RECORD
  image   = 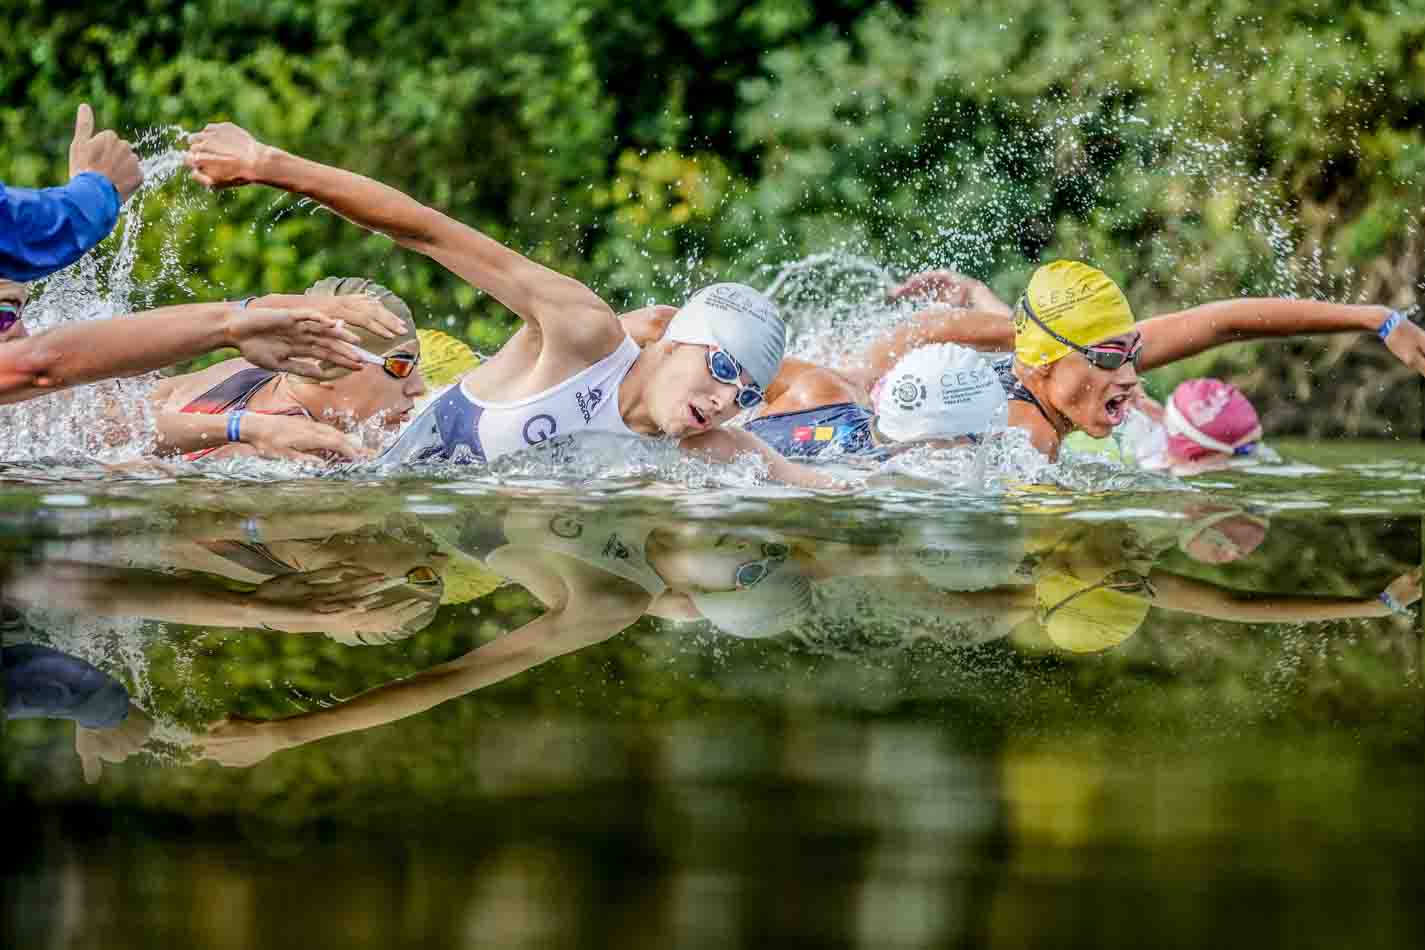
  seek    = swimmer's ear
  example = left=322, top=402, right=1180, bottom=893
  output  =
left=417, top=329, right=480, bottom=388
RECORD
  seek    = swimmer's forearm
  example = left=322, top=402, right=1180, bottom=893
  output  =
left=253, top=147, right=616, bottom=338
left=859, top=307, right=1014, bottom=376
left=1148, top=570, right=1394, bottom=621
left=150, top=411, right=229, bottom=456
left=0, top=303, right=237, bottom=404
left=266, top=607, right=633, bottom=750
left=1139, top=299, right=1389, bottom=370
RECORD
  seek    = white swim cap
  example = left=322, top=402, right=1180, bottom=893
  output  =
left=903, top=518, right=1027, bottom=592
left=873, top=344, right=1007, bottom=443
left=665, top=283, right=785, bottom=390
left=690, top=558, right=812, bottom=639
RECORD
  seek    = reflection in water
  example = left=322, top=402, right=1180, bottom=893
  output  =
left=3, top=484, right=1421, bottom=947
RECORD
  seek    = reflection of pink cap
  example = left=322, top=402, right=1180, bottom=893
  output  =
left=1165, top=379, right=1262, bottom=462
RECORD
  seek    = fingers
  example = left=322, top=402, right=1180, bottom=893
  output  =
left=74, top=103, right=95, bottom=144
left=336, top=297, right=407, bottom=338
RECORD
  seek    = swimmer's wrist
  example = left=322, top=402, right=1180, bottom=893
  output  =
left=1377, top=309, right=1405, bottom=342
left=249, top=143, right=288, bottom=186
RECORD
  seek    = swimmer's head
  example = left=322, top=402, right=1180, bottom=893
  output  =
left=1035, top=567, right=1152, bottom=653
left=872, top=343, right=1008, bottom=445
left=1013, top=261, right=1139, bottom=438
left=648, top=283, right=785, bottom=437
left=1164, top=378, right=1262, bottom=465
left=298, top=277, right=425, bottom=429
left=1178, top=505, right=1269, bottom=564
left=0, top=279, right=30, bottom=341
left=650, top=528, right=811, bottom=638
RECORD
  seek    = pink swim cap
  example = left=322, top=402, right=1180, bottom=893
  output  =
left=1164, top=378, right=1262, bottom=462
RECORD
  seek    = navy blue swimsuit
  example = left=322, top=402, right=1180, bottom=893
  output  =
left=744, top=402, right=879, bottom=459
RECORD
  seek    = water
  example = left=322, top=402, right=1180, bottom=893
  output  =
left=3, top=447, right=1420, bottom=949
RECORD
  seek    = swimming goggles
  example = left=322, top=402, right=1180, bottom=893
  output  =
left=706, top=346, right=764, bottom=410
left=1017, top=296, right=1143, bottom=371
left=734, top=541, right=790, bottom=589
left=0, top=303, right=23, bottom=334
left=354, top=346, right=420, bottom=380
left=1039, top=569, right=1156, bottom=624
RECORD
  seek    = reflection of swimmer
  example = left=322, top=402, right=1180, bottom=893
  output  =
left=1021, top=522, right=1420, bottom=653
left=193, top=512, right=825, bottom=768
left=3, top=514, right=447, bottom=646
left=149, top=278, right=426, bottom=463
left=184, top=123, right=837, bottom=489
left=859, top=261, right=1425, bottom=461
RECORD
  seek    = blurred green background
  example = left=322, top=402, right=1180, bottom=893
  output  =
left=3, top=0, right=1423, bottom=434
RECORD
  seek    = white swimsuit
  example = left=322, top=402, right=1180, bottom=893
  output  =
left=383, top=336, right=641, bottom=465
left=498, top=511, right=668, bottom=597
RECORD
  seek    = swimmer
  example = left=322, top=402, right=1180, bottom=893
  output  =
left=1068, top=378, right=1267, bottom=475
left=0, top=276, right=405, bottom=418
left=149, top=278, right=425, bottom=463
left=184, top=124, right=837, bottom=488
left=861, top=260, right=1425, bottom=460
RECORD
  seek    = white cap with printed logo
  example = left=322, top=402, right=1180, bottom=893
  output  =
left=873, top=343, right=1007, bottom=443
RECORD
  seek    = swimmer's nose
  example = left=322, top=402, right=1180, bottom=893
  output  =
left=406, top=373, right=426, bottom=397
left=1111, top=359, right=1138, bottom=385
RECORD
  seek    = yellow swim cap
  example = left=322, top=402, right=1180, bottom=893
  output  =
left=416, top=329, right=481, bottom=389
left=1013, top=261, right=1135, bottom=367
left=1035, top=568, right=1151, bottom=653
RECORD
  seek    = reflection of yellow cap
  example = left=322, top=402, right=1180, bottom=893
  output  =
left=1013, top=261, right=1135, bottom=366
left=416, top=329, right=481, bottom=389
left=1035, top=569, right=1149, bottom=653
left=429, top=533, right=505, bottom=605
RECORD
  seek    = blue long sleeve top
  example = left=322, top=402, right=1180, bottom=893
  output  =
left=0, top=172, right=121, bottom=281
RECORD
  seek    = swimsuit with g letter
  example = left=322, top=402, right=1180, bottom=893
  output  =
left=382, top=336, right=642, bottom=465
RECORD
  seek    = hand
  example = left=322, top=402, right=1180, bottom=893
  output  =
left=249, top=565, right=393, bottom=606
left=890, top=269, right=1011, bottom=315
left=315, top=593, right=436, bottom=635
left=67, top=103, right=143, bottom=202
left=185, top=122, right=268, bottom=190
left=241, top=413, right=370, bottom=464
left=224, top=306, right=365, bottom=378
left=258, top=292, right=407, bottom=341
left=74, top=704, right=154, bottom=784
left=1382, top=316, right=1425, bottom=376
left=194, top=716, right=291, bottom=769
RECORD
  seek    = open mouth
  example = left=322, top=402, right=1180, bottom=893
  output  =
left=1105, top=392, right=1131, bottom=424
left=690, top=404, right=707, bottom=427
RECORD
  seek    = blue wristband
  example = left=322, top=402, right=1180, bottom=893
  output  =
left=1377, top=310, right=1404, bottom=341
left=226, top=409, right=246, bottom=443
left=1379, top=590, right=1411, bottom=616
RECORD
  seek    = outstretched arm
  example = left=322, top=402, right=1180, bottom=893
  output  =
left=186, top=124, right=620, bottom=355
left=0, top=303, right=365, bottom=405
left=683, top=427, right=847, bottom=490
left=1137, top=298, right=1420, bottom=373
left=1147, top=568, right=1418, bottom=623
left=857, top=307, right=1015, bottom=376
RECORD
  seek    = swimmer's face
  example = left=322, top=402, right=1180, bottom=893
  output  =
left=650, top=531, right=779, bottom=593
left=322, top=339, right=426, bottom=430
left=648, top=343, right=748, bottom=438
left=0, top=280, right=30, bottom=342
left=1181, top=515, right=1268, bottom=564
left=1039, top=333, right=1139, bottom=437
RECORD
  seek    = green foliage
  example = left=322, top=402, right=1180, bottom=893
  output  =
left=3, top=0, right=1422, bottom=433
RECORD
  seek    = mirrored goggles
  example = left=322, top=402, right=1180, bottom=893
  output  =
left=734, top=542, right=790, bottom=589
left=0, top=303, right=23, bottom=334
left=1039, top=569, right=1156, bottom=624
left=1017, top=296, right=1143, bottom=371
left=355, top=346, right=420, bottom=380
left=706, top=347, right=764, bottom=410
